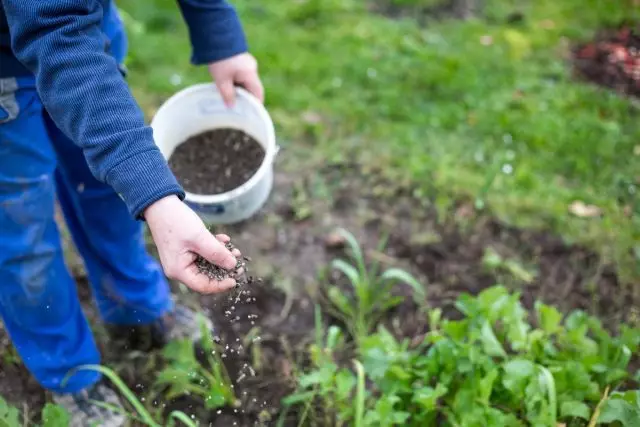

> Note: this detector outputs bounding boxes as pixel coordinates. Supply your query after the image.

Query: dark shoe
[107,304,213,351]
[52,382,125,427]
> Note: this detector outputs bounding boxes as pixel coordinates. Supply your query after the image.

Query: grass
[119,0,639,282]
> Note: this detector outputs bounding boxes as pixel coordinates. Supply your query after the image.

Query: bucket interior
[151,86,275,201]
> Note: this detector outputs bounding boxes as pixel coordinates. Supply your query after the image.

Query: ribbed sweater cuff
[106,149,185,219]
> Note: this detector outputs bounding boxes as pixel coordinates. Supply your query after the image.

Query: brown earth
[573,24,640,99]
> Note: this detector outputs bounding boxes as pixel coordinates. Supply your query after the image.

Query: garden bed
[1,164,637,426]
[573,24,640,99]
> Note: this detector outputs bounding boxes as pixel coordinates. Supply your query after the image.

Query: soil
[572,24,640,98]
[168,128,265,195]
[0,163,638,426]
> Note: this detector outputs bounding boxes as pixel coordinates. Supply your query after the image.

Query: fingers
[192,231,237,270]
[215,234,242,258]
[215,234,231,243]
[176,264,237,294]
[216,79,236,108]
[240,73,264,103]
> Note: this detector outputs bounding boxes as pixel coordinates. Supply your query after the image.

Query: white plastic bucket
[150,83,277,224]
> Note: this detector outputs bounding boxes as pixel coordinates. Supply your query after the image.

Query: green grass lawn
[119,0,639,281]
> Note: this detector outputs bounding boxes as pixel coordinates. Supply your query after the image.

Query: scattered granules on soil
[168,128,266,195]
[194,241,260,287]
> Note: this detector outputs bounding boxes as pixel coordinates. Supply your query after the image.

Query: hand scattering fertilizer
[151,83,278,225]
[194,241,258,287]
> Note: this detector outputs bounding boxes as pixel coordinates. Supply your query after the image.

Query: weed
[287,285,640,426]
[0,396,69,427]
[153,317,236,411]
[281,307,361,427]
[322,228,426,343]
[481,247,537,285]
[0,396,19,427]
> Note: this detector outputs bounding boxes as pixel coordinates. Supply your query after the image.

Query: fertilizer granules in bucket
[194,241,259,287]
[168,128,266,195]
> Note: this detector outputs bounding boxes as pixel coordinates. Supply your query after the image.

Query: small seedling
[323,228,426,343]
[153,318,236,411]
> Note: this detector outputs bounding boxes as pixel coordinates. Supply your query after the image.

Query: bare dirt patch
[573,24,640,99]
[0,163,637,426]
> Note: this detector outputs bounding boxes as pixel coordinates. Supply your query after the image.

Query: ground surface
[1,164,637,425]
[1,0,639,425]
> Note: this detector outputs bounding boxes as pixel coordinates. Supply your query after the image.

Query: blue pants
[0,76,174,393]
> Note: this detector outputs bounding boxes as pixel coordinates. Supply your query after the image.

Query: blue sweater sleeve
[177,0,248,64]
[2,0,185,219]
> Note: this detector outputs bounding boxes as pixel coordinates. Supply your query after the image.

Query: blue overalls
[0,5,173,393]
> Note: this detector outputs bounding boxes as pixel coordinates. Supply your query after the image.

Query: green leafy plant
[287,285,640,426]
[281,306,367,427]
[0,396,19,427]
[481,247,536,284]
[0,395,69,427]
[153,318,236,411]
[323,228,426,343]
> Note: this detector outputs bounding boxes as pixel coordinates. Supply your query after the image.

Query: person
[0,0,264,425]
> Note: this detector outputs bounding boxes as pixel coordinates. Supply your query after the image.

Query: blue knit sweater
[0,0,248,218]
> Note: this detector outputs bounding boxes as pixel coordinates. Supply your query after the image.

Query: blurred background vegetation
[121,0,639,282]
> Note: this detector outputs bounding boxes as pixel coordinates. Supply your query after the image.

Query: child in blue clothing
[0,1,264,425]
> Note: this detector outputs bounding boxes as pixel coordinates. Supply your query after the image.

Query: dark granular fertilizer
[169,128,266,195]
[194,241,260,287]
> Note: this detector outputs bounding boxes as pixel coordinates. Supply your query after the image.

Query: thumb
[216,79,236,108]
[191,231,238,271]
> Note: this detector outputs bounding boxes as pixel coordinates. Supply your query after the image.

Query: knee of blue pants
[0,175,101,393]
[0,174,73,325]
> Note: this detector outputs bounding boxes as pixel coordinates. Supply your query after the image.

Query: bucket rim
[151,83,277,205]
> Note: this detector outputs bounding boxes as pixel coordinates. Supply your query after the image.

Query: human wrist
[143,195,182,222]
[105,149,185,219]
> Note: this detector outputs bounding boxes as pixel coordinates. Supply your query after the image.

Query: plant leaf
[503,359,535,396]
[535,301,562,335]
[380,268,427,306]
[0,396,20,427]
[70,365,159,427]
[331,259,361,290]
[334,228,367,276]
[168,411,199,427]
[480,321,507,357]
[42,403,70,427]
[597,397,640,424]
[560,400,590,420]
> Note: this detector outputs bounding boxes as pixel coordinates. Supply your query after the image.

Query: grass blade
[168,410,199,427]
[71,364,159,427]
[89,400,144,424]
[335,228,367,279]
[353,360,366,427]
[380,268,427,306]
[331,259,361,291]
